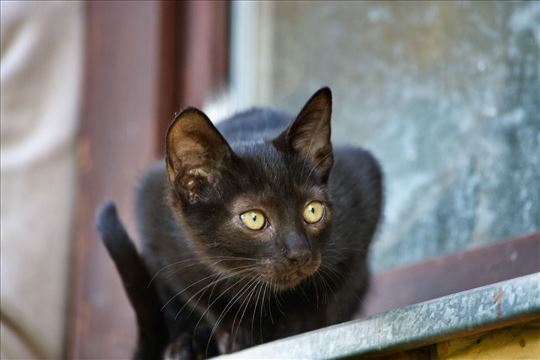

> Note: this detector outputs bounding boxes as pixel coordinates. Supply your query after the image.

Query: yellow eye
[240,210,266,230]
[303,201,324,223]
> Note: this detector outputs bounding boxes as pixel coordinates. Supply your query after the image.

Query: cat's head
[166,88,333,290]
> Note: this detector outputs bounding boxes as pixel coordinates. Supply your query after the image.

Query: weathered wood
[67,2,166,358]
[363,232,540,317]
[67,2,230,358]
[435,321,540,360]
[367,321,540,359]
[156,0,230,151]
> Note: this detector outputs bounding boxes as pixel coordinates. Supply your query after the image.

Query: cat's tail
[96,201,168,360]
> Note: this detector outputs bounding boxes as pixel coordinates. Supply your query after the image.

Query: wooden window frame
[67,2,539,358]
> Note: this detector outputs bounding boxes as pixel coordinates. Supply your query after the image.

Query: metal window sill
[217,272,540,359]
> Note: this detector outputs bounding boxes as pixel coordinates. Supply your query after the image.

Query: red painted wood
[68,2,230,358]
[362,232,540,317]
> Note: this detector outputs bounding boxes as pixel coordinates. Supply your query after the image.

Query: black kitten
[97,87,383,359]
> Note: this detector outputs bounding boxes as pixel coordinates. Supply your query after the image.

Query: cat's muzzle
[262,253,321,290]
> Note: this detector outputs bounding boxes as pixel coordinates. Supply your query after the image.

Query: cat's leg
[215,326,252,353]
[163,326,219,360]
[163,333,192,360]
[160,288,221,359]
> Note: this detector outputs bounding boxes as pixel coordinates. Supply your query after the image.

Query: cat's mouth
[263,255,321,290]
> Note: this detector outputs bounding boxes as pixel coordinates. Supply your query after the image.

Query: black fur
[97,88,383,358]
[96,202,168,359]
[96,202,220,359]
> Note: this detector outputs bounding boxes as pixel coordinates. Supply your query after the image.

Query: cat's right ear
[166,108,233,204]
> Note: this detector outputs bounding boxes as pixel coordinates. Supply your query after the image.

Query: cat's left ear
[166,108,233,203]
[275,87,333,182]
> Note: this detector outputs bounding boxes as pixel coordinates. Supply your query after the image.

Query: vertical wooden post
[156,0,230,153]
[67,1,229,358]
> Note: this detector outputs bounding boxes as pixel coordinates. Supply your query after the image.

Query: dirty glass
[232,1,540,271]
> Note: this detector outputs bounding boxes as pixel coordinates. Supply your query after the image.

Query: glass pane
[231,1,540,271]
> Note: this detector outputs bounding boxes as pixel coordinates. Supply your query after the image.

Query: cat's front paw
[217,328,253,354]
[163,333,192,360]
[164,328,220,360]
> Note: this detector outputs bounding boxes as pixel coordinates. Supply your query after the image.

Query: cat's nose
[283,234,311,266]
[287,249,312,266]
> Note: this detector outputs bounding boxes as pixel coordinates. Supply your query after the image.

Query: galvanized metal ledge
[217,272,540,359]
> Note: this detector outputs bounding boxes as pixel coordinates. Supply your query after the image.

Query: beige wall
[1,2,83,358]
